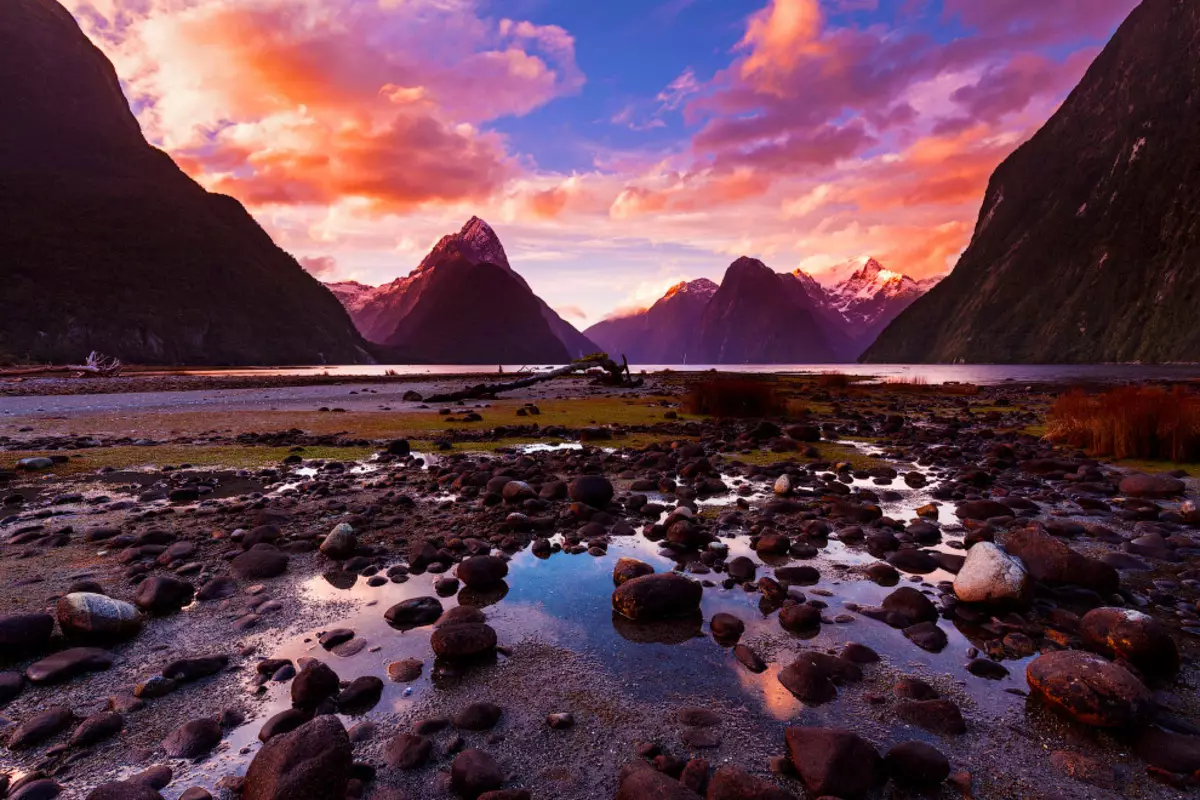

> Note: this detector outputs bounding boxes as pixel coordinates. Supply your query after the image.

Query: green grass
[2,445,379,476]
[1111,458,1196,475]
[718,442,887,470]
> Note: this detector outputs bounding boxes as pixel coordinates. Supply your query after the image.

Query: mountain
[0,0,371,365]
[326,218,598,363]
[818,259,943,351]
[695,258,845,363]
[584,279,717,363]
[863,0,1200,364]
[587,258,937,363]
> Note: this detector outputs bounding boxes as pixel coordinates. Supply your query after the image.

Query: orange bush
[1046,385,1200,462]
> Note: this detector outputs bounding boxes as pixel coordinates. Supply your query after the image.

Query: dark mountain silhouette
[0,0,371,365]
[585,279,717,363]
[327,218,597,364]
[864,0,1200,364]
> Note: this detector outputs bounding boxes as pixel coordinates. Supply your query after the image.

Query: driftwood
[0,351,123,378]
[425,353,641,403]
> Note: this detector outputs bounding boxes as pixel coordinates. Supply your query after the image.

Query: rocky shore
[0,375,1197,800]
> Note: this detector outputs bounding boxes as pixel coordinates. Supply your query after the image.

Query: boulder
[612,574,702,621]
[881,587,938,625]
[1026,650,1151,727]
[319,524,357,560]
[57,593,142,641]
[291,661,341,708]
[1119,473,1186,498]
[384,597,444,630]
[952,542,1029,605]
[784,726,880,799]
[1000,525,1119,596]
[1080,607,1179,678]
[243,716,352,800]
[568,476,614,508]
[613,558,655,586]
[457,556,509,589]
[431,623,497,660]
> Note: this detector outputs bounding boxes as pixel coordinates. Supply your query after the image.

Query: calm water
[165,363,1200,386]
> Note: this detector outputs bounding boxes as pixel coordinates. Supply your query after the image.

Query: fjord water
[173,363,1200,385]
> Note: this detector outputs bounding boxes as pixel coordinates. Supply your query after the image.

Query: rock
[966,659,1009,680]
[1000,525,1119,596]
[387,659,423,683]
[70,712,124,747]
[17,457,54,471]
[26,647,113,684]
[1026,650,1151,727]
[778,653,860,704]
[86,783,163,800]
[886,549,939,574]
[903,622,947,652]
[451,749,504,799]
[195,578,237,602]
[1134,726,1200,774]
[885,741,950,787]
[162,655,228,683]
[388,438,412,455]
[454,702,502,730]
[568,476,614,508]
[10,780,62,800]
[779,604,822,634]
[1079,607,1180,678]
[1049,750,1122,789]
[162,718,221,758]
[547,712,574,729]
[773,475,792,496]
[955,500,1012,521]
[243,716,352,800]
[706,765,796,799]
[952,542,1029,605]
[613,558,655,586]
[8,706,74,749]
[258,709,311,742]
[896,699,966,735]
[612,574,703,621]
[134,577,195,613]
[384,597,443,631]
[1120,473,1186,498]
[726,556,757,582]
[457,556,509,589]
[735,645,766,673]
[0,670,25,703]
[710,613,745,644]
[616,765,701,799]
[384,733,432,770]
[291,661,341,708]
[320,524,357,560]
[774,566,820,585]
[784,726,880,799]
[0,612,54,650]
[231,546,289,580]
[57,593,142,641]
[431,623,497,660]
[335,676,383,712]
[881,587,938,625]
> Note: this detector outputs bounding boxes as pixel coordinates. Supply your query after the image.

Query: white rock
[320,523,357,559]
[953,542,1028,604]
[57,592,142,640]
[774,475,792,496]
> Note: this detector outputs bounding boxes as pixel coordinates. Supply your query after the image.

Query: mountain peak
[458,216,509,268]
[663,277,719,301]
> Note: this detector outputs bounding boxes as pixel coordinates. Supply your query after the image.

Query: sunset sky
[66,0,1138,325]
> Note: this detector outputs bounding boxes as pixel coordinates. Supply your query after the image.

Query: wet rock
[0,612,54,650]
[881,587,938,625]
[784,726,880,799]
[612,574,703,621]
[885,741,950,787]
[896,699,966,735]
[774,566,819,585]
[457,556,509,589]
[1000,525,1119,596]
[57,593,143,642]
[26,647,113,684]
[195,578,237,602]
[320,524,357,560]
[886,549,939,575]
[431,623,497,660]
[955,500,1012,521]
[70,712,124,747]
[384,733,432,770]
[1133,726,1200,775]
[453,702,502,731]
[727,556,757,582]
[547,712,574,729]
[162,718,221,758]
[778,653,860,704]
[86,783,163,800]
[903,622,947,652]
[1119,473,1185,498]
[259,709,311,742]
[0,670,25,704]
[734,645,766,673]
[613,558,655,586]
[231,546,289,580]
[336,676,383,713]
[163,655,228,683]
[135,577,195,613]
[384,597,443,631]
[569,476,614,509]
[710,613,745,644]
[966,659,1009,680]
[865,563,899,586]
[779,604,822,634]
[451,748,504,799]
[1079,607,1179,678]
[243,716,352,800]
[291,661,341,708]
[8,706,74,749]
[953,542,1029,605]
[1049,750,1122,790]
[616,763,701,799]
[1026,650,1151,727]
[706,765,795,799]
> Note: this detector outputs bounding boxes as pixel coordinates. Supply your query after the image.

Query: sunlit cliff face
[65,0,1137,324]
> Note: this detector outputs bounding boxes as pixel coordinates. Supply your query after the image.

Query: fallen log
[0,351,123,378]
[424,354,640,403]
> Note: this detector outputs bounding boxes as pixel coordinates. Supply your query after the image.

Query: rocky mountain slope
[584,279,717,364]
[327,218,597,364]
[0,0,371,365]
[587,258,936,363]
[864,0,1200,364]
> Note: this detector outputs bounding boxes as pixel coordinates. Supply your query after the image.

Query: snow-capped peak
[662,278,719,301]
[459,216,509,268]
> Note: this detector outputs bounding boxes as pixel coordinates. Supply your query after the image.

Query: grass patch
[2,445,378,476]
[1046,386,1200,462]
[720,442,887,470]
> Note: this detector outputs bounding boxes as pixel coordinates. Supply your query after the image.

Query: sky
[65,0,1139,326]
